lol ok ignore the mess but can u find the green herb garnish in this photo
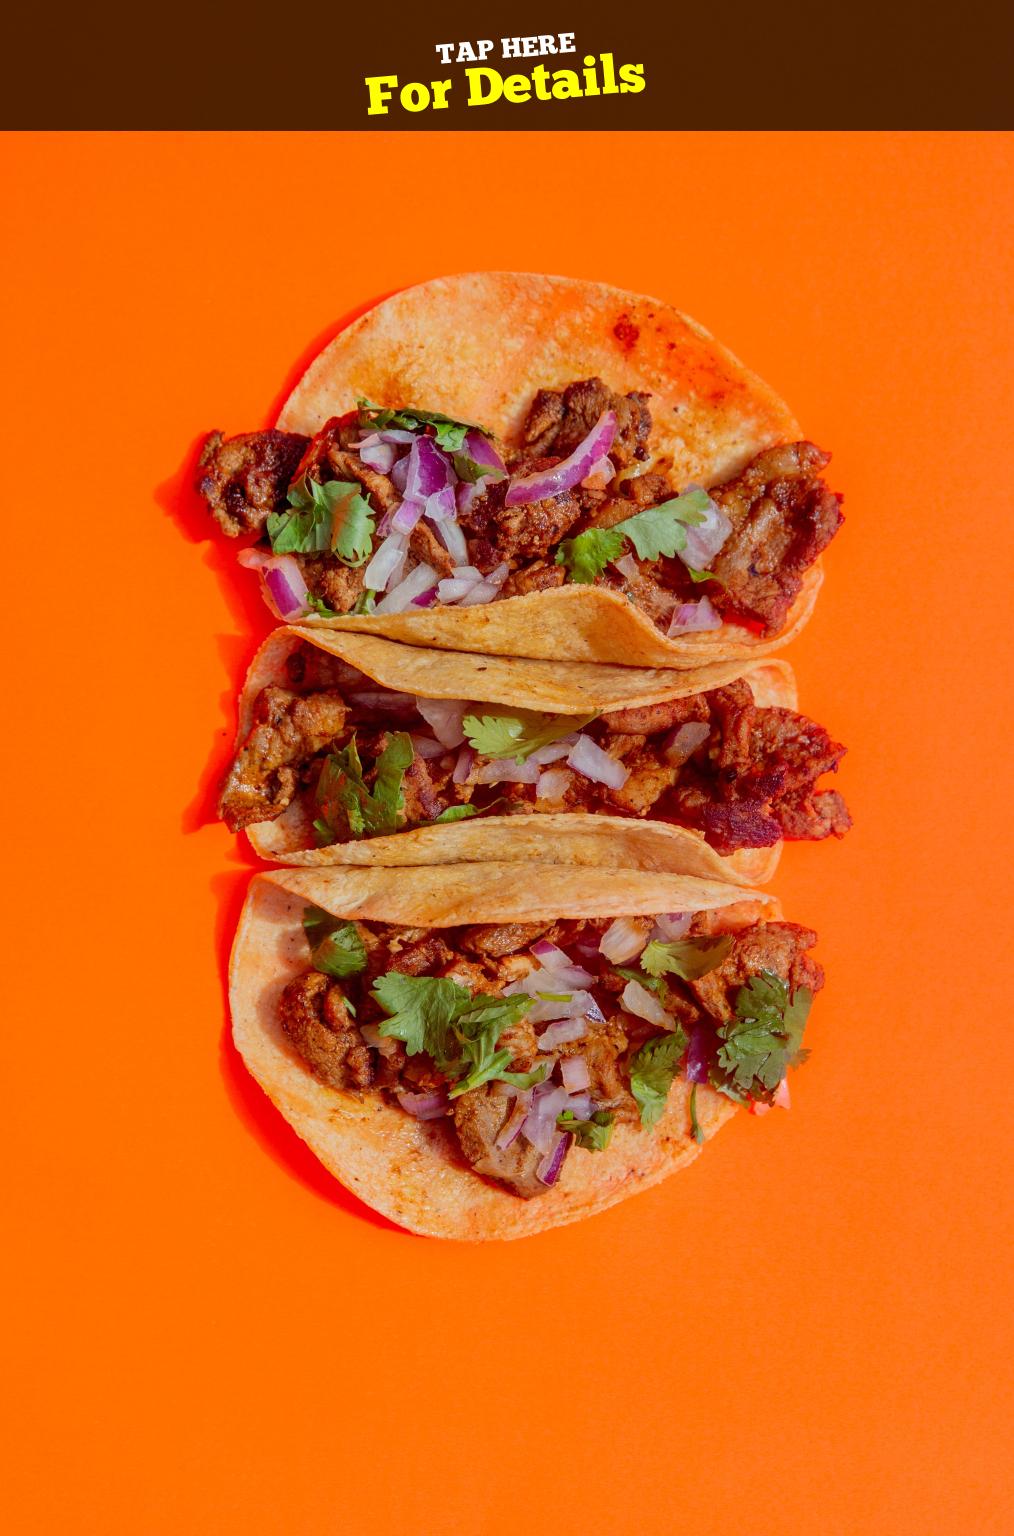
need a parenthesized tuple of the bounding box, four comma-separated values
(628, 1028, 689, 1129)
(713, 970, 812, 1103)
(463, 707, 596, 763)
(370, 972, 536, 1095)
(554, 489, 712, 584)
(557, 1109, 614, 1151)
(640, 935, 733, 981)
(267, 475, 375, 565)
(356, 398, 492, 455)
(315, 732, 414, 841)
(312, 923, 368, 979)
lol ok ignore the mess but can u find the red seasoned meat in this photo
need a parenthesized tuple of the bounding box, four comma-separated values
(198, 429, 309, 536)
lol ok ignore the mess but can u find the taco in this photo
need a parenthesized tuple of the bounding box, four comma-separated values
(217, 628, 850, 884)
(231, 864, 822, 1239)
(197, 273, 842, 667)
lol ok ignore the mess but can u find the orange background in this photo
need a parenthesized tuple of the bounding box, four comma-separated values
(2, 132, 1011, 1535)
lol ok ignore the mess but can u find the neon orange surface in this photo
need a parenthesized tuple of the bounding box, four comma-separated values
(2, 132, 1011, 1534)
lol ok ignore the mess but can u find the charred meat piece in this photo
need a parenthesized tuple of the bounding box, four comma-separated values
(688, 922, 824, 1024)
(460, 471, 583, 563)
(280, 970, 375, 1090)
(600, 697, 708, 735)
(775, 788, 852, 842)
(453, 1085, 550, 1198)
(522, 378, 651, 467)
(501, 561, 566, 597)
(218, 687, 348, 831)
(460, 922, 554, 959)
(297, 554, 366, 614)
(709, 442, 843, 636)
(198, 429, 309, 537)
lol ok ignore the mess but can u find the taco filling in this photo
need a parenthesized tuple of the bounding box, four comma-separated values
(199, 380, 842, 639)
(218, 640, 850, 854)
(280, 904, 821, 1199)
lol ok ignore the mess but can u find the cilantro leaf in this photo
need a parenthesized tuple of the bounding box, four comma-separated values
(356, 398, 492, 454)
(558, 1109, 614, 1151)
(553, 489, 712, 584)
(315, 732, 414, 841)
(713, 970, 813, 1103)
(312, 922, 368, 979)
(372, 973, 466, 1059)
(641, 935, 733, 981)
(267, 476, 376, 565)
(687, 567, 715, 584)
(370, 973, 535, 1095)
(312, 817, 336, 846)
(302, 905, 337, 943)
(428, 804, 478, 824)
(304, 592, 340, 618)
(451, 452, 505, 484)
(554, 526, 626, 584)
(689, 1083, 704, 1144)
(463, 707, 596, 763)
(352, 589, 377, 615)
(497, 1063, 548, 1091)
(628, 1029, 689, 1129)
(613, 965, 662, 993)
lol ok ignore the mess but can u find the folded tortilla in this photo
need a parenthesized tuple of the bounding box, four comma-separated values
(277, 272, 821, 665)
(231, 865, 778, 1240)
(231, 625, 799, 884)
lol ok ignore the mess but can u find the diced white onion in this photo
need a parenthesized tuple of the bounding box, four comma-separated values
(362, 530, 408, 593)
(667, 597, 722, 635)
(621, 980, 676, 1029)
(538, 1017, 588, 1049)
(529, 738, 578, 766)
(653, 912, 692, 940)
(663, 721, 711, 764)
(526, 991, 599, 1024)
(536, 768, 573, 801)
(613, 553, 641, 582)
(567, 734, 630, 789)
(474, 757, 541, 785)
(408, 733, 447, 760)
(374, 562, 439, 614)
(560, 1057, 591, 1093)
(599, 917, 650, 964)
(415, 696, 467, 748)
(436, 518, 469, 565)
(679, 487, 733, 569)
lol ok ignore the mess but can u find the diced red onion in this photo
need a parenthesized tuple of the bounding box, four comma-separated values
(452, 744, 475, 784)
(538, 1017, 588, 1048)
(528, 738, 577, 766)
(405, 435, 452, 502)
(463, 431, 505, 475)
(521, 1087, 570, 1153)
(390, 456, 410, 494)
(415, 696, 467, 748)
(667, 597, 722, 636)
(563, 1092, 593, 1120)
(613, 553, 641, 582)
(437, 577, 479, 604)
(654, 912, 693, 941)
(526, 991, 598, 1025)
(599, 917, 649, 964)
(581, 454, 615, 490)
(685, 1025, 711, 1084)
(363, 530, 408, 593)
(536, 1132, 572, 1186)
(392, 498, 425, 533)
(678, 486, 733, 569)
(408, 733, 447, 760)
(505, 410, 617, 507)
(662, 721, 711, 764)
(474, 757, 542, 785)
(436, 519, 469, 565)
(358, 441, 397, 474)
(238, 549, 310, 620)
(536, 768, 572, 801)
(374, 562, 439, 614)
(458, 563, 509, 607)
(411, 586, 439, 608)
(396, 1089, 449, 1120)
(356, 429, 417, 447)
(567, 734, 630, 789)
(532, 940, 573, 965)
(423, 485, 457, 522)
(621, 980, 676, 1029)
(561, 1057, 591, 1093)
(456, 480, 481, 516)
(510, 961, 595, 996)
(495, 1094, 531, 1150)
